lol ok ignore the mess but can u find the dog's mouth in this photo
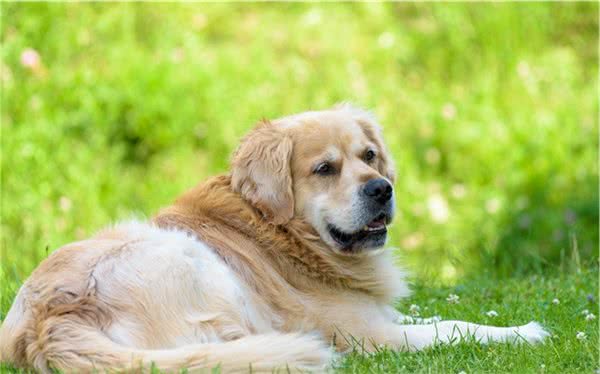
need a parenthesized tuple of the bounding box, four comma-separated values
(327, 213, 388, 251)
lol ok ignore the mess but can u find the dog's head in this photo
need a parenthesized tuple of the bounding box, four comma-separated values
(231, 104, 395, 254)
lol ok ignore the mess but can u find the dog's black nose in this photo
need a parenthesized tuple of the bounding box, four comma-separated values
(362, 178, 393, 204)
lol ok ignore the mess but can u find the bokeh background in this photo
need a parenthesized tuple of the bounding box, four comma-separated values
(2, 3, 598, 286)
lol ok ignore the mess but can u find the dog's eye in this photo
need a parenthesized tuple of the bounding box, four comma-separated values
(364, 150, 376, 163)
(314, 162, 334, 176)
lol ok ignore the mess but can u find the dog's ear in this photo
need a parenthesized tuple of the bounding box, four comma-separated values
(231, 120, 294, 225)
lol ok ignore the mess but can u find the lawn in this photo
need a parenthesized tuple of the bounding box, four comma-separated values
(1, 3, 598, 373)
(340, 266, 598, 374)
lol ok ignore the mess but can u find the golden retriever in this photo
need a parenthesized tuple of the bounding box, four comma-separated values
(0, 104, 548, 372)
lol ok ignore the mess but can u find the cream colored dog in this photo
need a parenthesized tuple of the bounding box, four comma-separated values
(0, 105, 548, 373)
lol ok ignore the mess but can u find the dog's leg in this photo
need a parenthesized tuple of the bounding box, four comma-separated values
(384, 320, 549, 351)
(318, 297, 549, 353)
(324, 302, 548, 352)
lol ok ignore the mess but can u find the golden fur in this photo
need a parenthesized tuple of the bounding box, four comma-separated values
(0, 105, 547, 373)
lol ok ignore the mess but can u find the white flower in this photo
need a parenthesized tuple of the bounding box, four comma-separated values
(59, 196, 72, 212)
(517, 60, 531, 79)
(486, 310, 499, 317)
(192, 13, 208, 29)
(428, 193, 450, 223)
(397, 315, 415, 324)
(441, 103, 457, 120)
(582, 309, 590, 316)
(401, 232, 424, 250)
(457, 371, 467, 374)
(576, 331, 587, 340)
(170, 48, 184, 63)
(425, 147, 441, 165)
(421, 315, 442, 324)
(20, 48, 41, 69)
(485, 198, 502, 214)
(446, 294, 460, 304)
(409, 304, 421, 316)
(302, 8, 322, 26)
(451, 184, 467, 199)
(552, 298, 560, 305)
(586, 313, 596, 321)
(378, 32, 395, 49)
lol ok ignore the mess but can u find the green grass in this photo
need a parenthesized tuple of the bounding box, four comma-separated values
(1, 2, 598, 373)
(339, 266, 599, 374)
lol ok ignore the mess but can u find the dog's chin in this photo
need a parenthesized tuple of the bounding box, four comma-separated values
(325, 213, 389, 255)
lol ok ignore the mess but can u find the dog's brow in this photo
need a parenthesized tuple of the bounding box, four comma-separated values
(311, 150, 342, 171)
(312, 155, 339, 168)
(352, 142, 377, 157)
(321, 147, 341, 161)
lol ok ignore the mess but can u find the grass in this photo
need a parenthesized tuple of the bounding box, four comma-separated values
(1, 2, 598, 373)
(339, 265, 598, 374)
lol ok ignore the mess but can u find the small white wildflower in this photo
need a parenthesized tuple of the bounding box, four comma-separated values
(428, 193, 450, 223)
(486, 310, 499, 317)
(303, 8, 322, 26)
(409, 304, 421, 316)
(552, 298, 560, 305)
(192, 13, 208, 29)
(425, 147, 441, 165)
(441, 102, 457, 120)
(540, 364, 546, 369)
(59, 196, 72, 212)
(517, 60, 531, 79)
(585, 313, 596, 321)
(170, 48, 184, 63)
(396, 315, 415, 324)
(582, 309, 590, 316)
(446, 294, 460, 304)
(576, 331, 587, 340)
(451, 184, 467, 199)
(377, 32, 395, 49)
(420, 315, 442, 324)
(20, 48, 41, 69)
(457, 371, 467, 374)
(401, 232, 424, 250)
(485, 197, 502, 214)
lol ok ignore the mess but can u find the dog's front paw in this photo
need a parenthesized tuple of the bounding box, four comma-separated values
(516, 321, 550, 344)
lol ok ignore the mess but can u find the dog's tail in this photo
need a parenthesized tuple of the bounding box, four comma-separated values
(36, 326, 330, 373)
(1, 294, 331, 373)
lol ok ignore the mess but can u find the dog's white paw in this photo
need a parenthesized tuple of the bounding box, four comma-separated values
(515, 321, 550, 344)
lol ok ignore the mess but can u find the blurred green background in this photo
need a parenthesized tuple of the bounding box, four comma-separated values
(1, 3, 598, 285)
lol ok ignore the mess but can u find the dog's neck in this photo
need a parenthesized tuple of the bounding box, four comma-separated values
(153, 175, 406, 304)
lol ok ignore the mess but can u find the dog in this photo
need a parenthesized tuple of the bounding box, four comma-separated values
(0, 104, 548, 372)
